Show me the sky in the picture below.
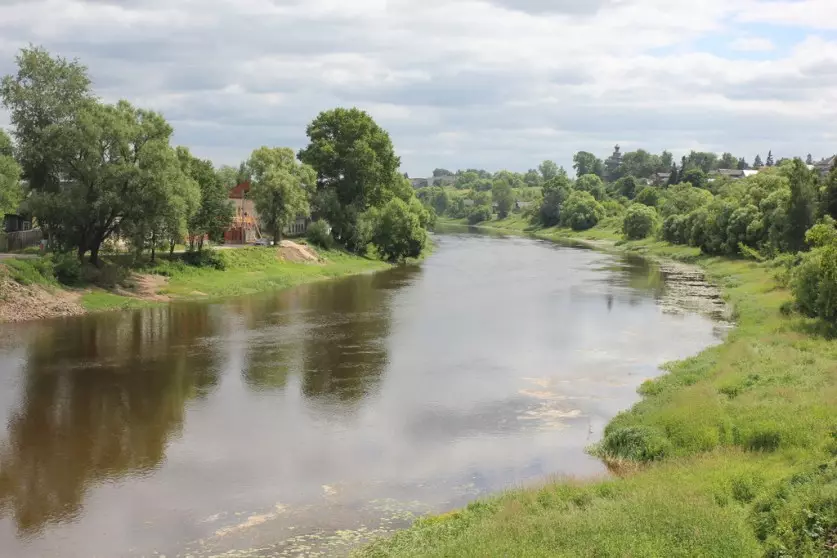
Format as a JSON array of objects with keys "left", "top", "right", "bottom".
[{"left": 1, "top": 0, "right": 837, "bottom": 177}]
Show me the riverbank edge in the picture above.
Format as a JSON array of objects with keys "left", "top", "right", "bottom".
[
  {"left": 356, "top": 218, "right": 836, "bottom": 557},
  {"left": 0, "top": 244, "right": 422, "bottom": 322}
]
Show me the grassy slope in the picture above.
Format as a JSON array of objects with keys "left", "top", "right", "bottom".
[
  {"left": 62, "top": 248, "right": 389, "bottom": 312},
  {"left": 359, "top": 217, "right": 837, "bottom": 557}
]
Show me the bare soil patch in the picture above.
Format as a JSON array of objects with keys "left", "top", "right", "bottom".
[
  {"left": 276, "top": 240, "right": 320, "bottom": 263},
  {"left": 0, "top": 276, "right": 84, "bottom": 323}
]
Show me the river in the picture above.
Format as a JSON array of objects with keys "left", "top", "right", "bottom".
[{"left": 0, "top": 231, "right": 728, "bottom": 557}]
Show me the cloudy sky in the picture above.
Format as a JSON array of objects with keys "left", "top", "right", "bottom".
[{"left": 1, "top": 0, "right": 837, "bottom": 176}]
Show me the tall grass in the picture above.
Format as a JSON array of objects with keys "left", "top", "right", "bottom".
[{"left": 356, "top": 222, "right": 837, "bottom": 557}]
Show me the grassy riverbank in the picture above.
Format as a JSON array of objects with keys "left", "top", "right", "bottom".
[
  {"left": 358, "top": 218, "right": 837, "bottom": 557},
  {"left": 0, "top": 246, "right": 391, "bottom": 319}
]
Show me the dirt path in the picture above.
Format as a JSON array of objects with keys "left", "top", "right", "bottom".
[{"left": 276, "top": 240, "right": 320, "bottom": 263}]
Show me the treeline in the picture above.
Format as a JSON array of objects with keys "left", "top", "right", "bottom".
[
  {"left": 0, "top": 47, "right": 429, "bottom": 267},
  {"left": 426, "top": 145, "right": 837, "bottom": 324}
]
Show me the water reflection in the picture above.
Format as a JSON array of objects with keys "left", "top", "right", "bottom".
[
  {"left": 0, "top": 233, "right": 725, "bottom": 557},
  {"left": 0, "top": 306, "right": 223, "bottom": 536}
]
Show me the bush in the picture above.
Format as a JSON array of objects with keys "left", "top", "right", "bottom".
[
  {"left": 183, "top": 249, "right": 227, "bottom": 270},
  {"left": 367, "top": 197, "right": 428, "bottom": 261},
  {"left": 635, "top": 186, "right": 661, "bottom": 207},
  {"left": 792, "top": 243, "right": 837, "bottom": 323},
  {"left": 52, "top": 252, "right": 83, "bottom": 285},
  {"left": 623, "top": 204, "right": 659, "bottom": 240},
  {"left": 594, "top": 426, "right": 672, "bottom": 462},
  {"left": 575, "top": 174, "right": 606, "bottom": 200},
  {"left": 468, "top": 205, "right": 493, "bottom": 225},
  {"left": 751, "top": 460, "right": 837, "bottom": 557},
  {"left": 560, "top": 191, "right": 604, "bottom": 231},
  {"left": 306, "top": 220, "right": 334, "bottom": 248}
]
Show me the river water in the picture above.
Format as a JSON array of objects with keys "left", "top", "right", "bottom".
[{"left": 0, "top": 231, "right": 728, "bottom": 557}]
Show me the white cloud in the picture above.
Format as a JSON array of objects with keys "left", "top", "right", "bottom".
[{"left": 0, "top": 0, "right": 836, "bottom": 175}]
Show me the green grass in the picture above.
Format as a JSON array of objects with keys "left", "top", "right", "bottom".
[
  {"left": 80, "top": 291, "right": 154, "bottom": 312},
  {"left": 357, "top": 219, "right": 837, "bottom": 557},
  {"left": 1, "top": 257, "right": 57, "bottom": 287},
  {"left": 147, "top": 247, "right": 389, "bottom": 299}
]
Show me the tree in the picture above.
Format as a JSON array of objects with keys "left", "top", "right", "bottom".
[
  {"left": 216, "top": 165, "right": 241, "bottom": 190},
  {"left": 635, "top": 186, "right": 661, "bottom": 207},
  {"left": 0, "top": 46, "right": 93, "bottom": 197},
  {"left": 681, "top": 168, "right": 707, "bottom": 189},
  {"left": 821, "top": 166, "right": 837, "bottom": 222},
  {"left": 738, "top": 157, "right": 750, "bottom": 171},
  {"left": 784, "top": 158, "right": 817, "bottom": 252},
  {"left": 492, "top": 180, "right": 514, "bottom": 218},
  {"left": 178, "top": 148, "right": 234, "bottom": 251},
  {"left": 0, "top": 129, "right": 22, "bottom": 215},
  {"left": 684, "top": 151, "right": 719, "bottom": 173},
  {"left": 26, "top": 100, "right": 187, "bottom": 264},
  {"left": 806, "top": 153, "right": 814, "bottom": 166},
  {"left": 753, "top": 154, "right": 764, "bottom": 169},
  {"left": 298, "top": 108, "right": 402, "bottom": 251},
  {"left": 539, "top": 172, "right": 572, "bottom": 226},
  {"left": 623, "top": 204, "right": 659, "bottom": 240},
  {"left": 539, "top": 160, "right": 560, "bottom": 181},
  {"left": 766, "top": 151, "right": 775, "bottom": 167},
  {"left": 432, "top": 168, "right": 453, "bottom": 177},
  {"left": 620, "top": 149, "right": 661, "bottom": 179},
  {"left": 572, "top": 152, "right": 604, "bottom": 178},
  {"left": 719, "top": 152, "right": 738, "bottom": 169},
  {"left": 247, "top": 147, "right": 315, "bottom": 242},
  {"left": 667, "top": 164, "right": 679, "bottom": 186},
  {"left": 561, "top": 191, "right": 604, "bottom": 231},
  {"left": 576, "top": 174, "right": 606, "bottom": 200},
  {"left": 613, "top": 176, "right": 638, "bottom": 199},
  {"left": 365, "top": 197, "right": 427, "bottom": 261},
  {"left": 523, "top": 169, "right": 542, "bottom": 187},
  {"left": 660, "top": 150, "right": 674, "bottom": 171}
]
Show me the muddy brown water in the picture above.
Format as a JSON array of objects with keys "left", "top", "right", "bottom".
[{"left": 0, "top": 231, "right": 729, "bottom": 557}]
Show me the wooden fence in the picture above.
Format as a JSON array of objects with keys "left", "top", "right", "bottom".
[{"left": 1, "top": 229, "right": 43, "bottom": 252}]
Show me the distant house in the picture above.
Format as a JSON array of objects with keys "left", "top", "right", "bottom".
[
  {"left": 515, "top": 200, "right": 534, "bottom": 211},
  {"left": 709, "top": 169, "right": 746, "bottom": 181},
  {"left": 652, "top": 173, "right": 671, "bottom": 186},
  {"left": 814, "top": 155, "right": 836, "bottom": 177},
  {"left": 410, "top": 178, "right": 430, "bottom": 189},
  {"left": 225, "top": 182, "right": 260, "bottom": 244},
  {"left": 432, "top": 175, "right": 456, "bottom": 187},
  {"left": 3, "top": 214, "right": 32, "bottom": 233},
  {"left": 463, "top": 199, "right": 475, "bottom": 208},
  {"left": 742, "top": 170, "right": 759, "bottom": 178}
]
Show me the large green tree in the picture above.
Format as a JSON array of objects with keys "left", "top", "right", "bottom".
[
  {"left": 573, "top": 152, "right": 604, "bottom": 178},
  {"left": 784, "top": 158, "right": 817, "bottom": 252},
  {"left": 36, "top": 100, "right": 189, "bottom": 264},
  {"left": 178, "top": 148, "right": 234, "bottom": 250},
  {"left": 0, "top": 46, "right": 93, "bottom": 196},
  {"left": 539, "top": 160, "right": 560, "bottom": 181},
  {"left": 492, "top": 180, "right": 514, "bottom": 218},
  {"left": 365, "top": 197, "right": 427, "bottom": 262},
  {"left": 298, "top": 108, "right": 402, "bottom": 251},
  {"left": 0, "top": 129, "right": 22, "bottom": 215},
  {"left": 247, "top": 147, "right": 315, "bottom": 242}
]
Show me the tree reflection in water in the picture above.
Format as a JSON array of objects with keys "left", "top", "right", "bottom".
[{"left": 0, "top": 305, "right": 221, "bottom": 535}]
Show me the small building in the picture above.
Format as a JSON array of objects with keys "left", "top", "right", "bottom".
[
  {"left": 225, "top": 181, "right": 261, "bottom": 244},
  {"left": 463, "top": 199, "right": 475, "bottom": 208},
  {"left": 814, "top": 155, "right": 836, "bottom": 177},
  {"left": 285, "top": 216, "right": 309, "bottom": 237},
  {"left": 432, "top": 175, "right": 456, "bottom": 187},
  {"left": 709, "top": 169, "right": 746, "bottom": 181},
  {"left": 651, "top": 173, "right": 671, "bottom": 186},
  {"left": 410, "top": 178, "right": 430, "bottom": 189},
  {"left": 515, "top": 200, "right": 534, "bottom": 211},
  {"left": 3, "top": 214, "right": 32, "bottom": 233}
]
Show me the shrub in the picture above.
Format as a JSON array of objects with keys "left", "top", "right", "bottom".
[
  {"left": 52, "top": 252, "right": 83, "bottom": 285},
  {"left": 792, "top": 243, "right": 837, "bottom": 323},
  {"left": 183, "top": 249, "right": 227, "bottom": 270},
  {"left": 3, "top": 257, "right": 55, "bottom": 286},
  {"left": 467, "top": 205, "right": 493, "bottom": 225},
  {"left": 594, "top": 425, "right": 672, "bottom": 462},
  {"left": 367, "top": 197, "right": 428, "bottom": 261},
  {"left": 306, "top": 220, "right": 333, "bottom": 248},
  {"left": 602, "top": 199, "right": 627, "bottom": 218},
  {"left": 623, "top": 204, "right": 659, "bottom": 240},
  {"left": 751, "top": 460, "right": 837, "bottom": 557},
  {"left": 560, "top": 191, "right": 604, "bottom": 231},
  {"left": 635, "top": 186, "right": 661, "bottom": 207},
  {"left": 575, "top": 174, "right": 606, "bottom": 200}
]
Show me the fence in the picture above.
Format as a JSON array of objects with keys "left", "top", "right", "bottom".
[{"left": 1, "top": 229, "right": 43, "bottom": 252}]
